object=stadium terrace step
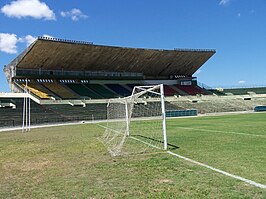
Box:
[208,87,266,96]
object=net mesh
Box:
[100,85,166,156]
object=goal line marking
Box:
[167,151,266,189]
[174,126,266,138]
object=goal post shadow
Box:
[130,134,179,150]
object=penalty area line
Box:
[175,126,266,138]
[167,150,266,189]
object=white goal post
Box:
[22,80,31,132]
[100,84,167,156]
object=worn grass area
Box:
[0,113,266,198]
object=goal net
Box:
[99,84,167,156]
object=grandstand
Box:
[3,37,215,98]
[1,36,266,128]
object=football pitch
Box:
[0,112,265,198]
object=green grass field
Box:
[0,112,266,198]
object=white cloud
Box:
[1,0,55,20]
[0,33,49,54]
[238,80,246,84]
[23,35,37,46]
[0,33,19,54]
[42,34,54,39]
[60,8,88,21]
[219,0,230,6]
[237,13,241,17]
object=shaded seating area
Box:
[105,84,132,97]
[164,85,184,96]
[17,82,57,99]
[66,83,103,99]
[175,85,209,95]
[126,84,141,90]
[13,81,228,100]
[42,83,79,99]
[22,84,49,99]
[85,84,118,98]
[12,80,226,100]
[0,98,107,128]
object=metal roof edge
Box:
[37,36,216,53]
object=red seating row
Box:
[175,85,209,95]
[164,84,209,96]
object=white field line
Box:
[97,124,266,189]
[0,120,105,133]
[0,117,161,133]
[167,151,266,189]
[3,121,265,189]
[175,126,266,138]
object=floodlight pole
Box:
[160,84,167,150]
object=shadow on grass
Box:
[131,134,179,150]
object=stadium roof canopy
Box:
[8,37,215,77]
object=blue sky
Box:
[0,0,266,92]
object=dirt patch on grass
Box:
[21,160,51,171]
[155,178,174,184]
[3,159,51,171]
